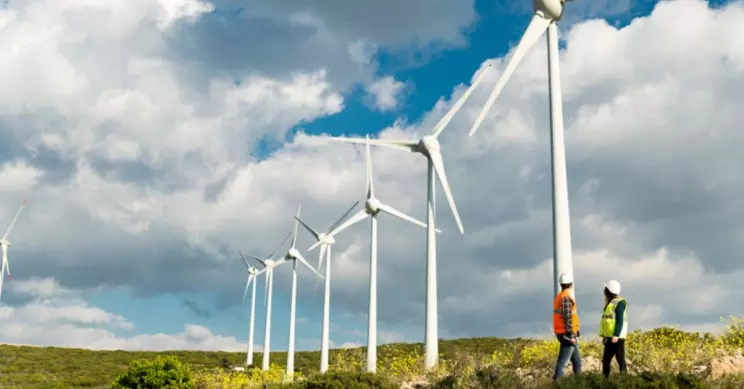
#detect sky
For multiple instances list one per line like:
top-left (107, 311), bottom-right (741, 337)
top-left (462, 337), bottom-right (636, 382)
top-left (0, 0), bottom-right (744, 354)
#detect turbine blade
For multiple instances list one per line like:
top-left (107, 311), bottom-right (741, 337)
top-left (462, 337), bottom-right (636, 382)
top-left (312, 244), bottom-right (327, 301)
top-left (264, 269), bottom-right (270, 306)
top-left (251, 256), bottom-right (268, 268)
top-left (269, 231), bottom-right (293, 259)
top-left (3, 198), bottom-right (27, 240)
top-left (307, 241), bottom-right (321, 252)
top-left (4, 258), bottom-right (10, 279)
top-left (255, 268), bottom-right (266, 276)
top-left (317, 244), bottom-right (328, 276)
top-left (239, 251), bottom-right (250, 268)
top-left (327, 209), bottom-right (369, 237)
top-left (365, 134), bottom-right (374, 197)
top-left (429, 152), bottom-right (464, 234)
top-left (295, 252), bottom-right (323, 278)
top-left (469, 14), bottom-right (552, 136)
top-left (242, 274), bottom-right (253, 306)
top-left (295, 216), bottom-right (321, 240)
top-left (327, 201), bottom-right (360, 234)
top-left (329, 137), bottom-right (417, 152)
top-left (431, 64), bottom-right (492, 138)
top-left (377, 203), bottom-right (441, 233)
top-left (291, 205), bottom-right (301, 248)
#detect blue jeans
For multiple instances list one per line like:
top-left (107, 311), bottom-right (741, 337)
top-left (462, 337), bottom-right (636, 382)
top-left (553, 334), bottom-right (582, 380)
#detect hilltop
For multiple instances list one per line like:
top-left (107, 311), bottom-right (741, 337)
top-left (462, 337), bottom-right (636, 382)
top-left (3, 320), bottom-right (744, 388)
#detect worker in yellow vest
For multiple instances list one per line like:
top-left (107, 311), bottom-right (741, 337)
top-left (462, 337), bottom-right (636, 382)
top-left (599, 279), bottom-right (627, 377)
top-left (552, 273), bottom-right (581, 381)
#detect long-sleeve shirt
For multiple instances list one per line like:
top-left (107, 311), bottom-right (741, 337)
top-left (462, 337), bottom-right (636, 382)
top-left (613, 300), bottom-right (626, 337)
top-left (560, 296), bottom-right (574, 337)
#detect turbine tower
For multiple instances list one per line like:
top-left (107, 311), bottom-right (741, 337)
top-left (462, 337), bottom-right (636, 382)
top-left (328, 65), bottom-right (491, 370)
top-left (467, 0), bottom-right (576, 297)
top-left (311, 136), bottom-right (436, 372)
top-left (294, 201), bottom-right (363, 373)
top-left (249, 230), bottom-right (293, 371)
top-left (238, 251), bottom-right (266, 366)
top-left (0, 198), bottom-right (27, 302)
top-left (274, 206), bottom-right (322, 379)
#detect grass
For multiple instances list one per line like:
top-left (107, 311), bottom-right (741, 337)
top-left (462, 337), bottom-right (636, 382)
top-left (2, 316), bottom-right (744, 388)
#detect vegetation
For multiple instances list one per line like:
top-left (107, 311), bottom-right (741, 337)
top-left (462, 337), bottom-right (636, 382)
top-left (2, 316), bottom-right (744, 388)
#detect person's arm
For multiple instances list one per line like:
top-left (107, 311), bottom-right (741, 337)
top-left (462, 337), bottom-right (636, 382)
top-left (561, 296), bottom-right (574, 337)
top-left (613, 300), bottom-right (626, 338)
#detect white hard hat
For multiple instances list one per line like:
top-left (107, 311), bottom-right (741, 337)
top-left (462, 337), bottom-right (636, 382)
top-left (558, 273), bottom-right (573, 284)
top-left (604, 279), bottom-right (621, 294)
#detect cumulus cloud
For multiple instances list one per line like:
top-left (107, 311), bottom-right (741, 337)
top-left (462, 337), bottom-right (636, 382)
top-left (1, 0), bottom-right (743, 352)
top-left (365, 76), bottom-right (407, 111)
top-left (0, 278), bottom-right (247, 351)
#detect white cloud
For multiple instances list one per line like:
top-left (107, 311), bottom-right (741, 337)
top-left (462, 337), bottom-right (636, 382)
top-left (0, 278), bottom-right (250, 351)
top-left (365, 76), bottom-right (406, 111)
top-left (1, 0), bottom-right (744, 350)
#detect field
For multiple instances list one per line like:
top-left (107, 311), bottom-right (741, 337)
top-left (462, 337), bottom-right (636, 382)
top-left (4, 317), bottom-right (744, 388)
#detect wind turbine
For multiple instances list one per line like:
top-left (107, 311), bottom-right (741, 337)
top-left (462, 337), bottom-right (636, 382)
top-left (238, 251), bottom-right (266, 366)
top-left (293, 201), bottom-right (361, 373)
top-left (274, 205), bottom-right (322, 379)
top-left (467, 0), bottom-right (576, 297)
top-left (249, 230), bottom-right (293, 371)
top-left (0, 198), bottom-right (27, 302)
top-left (328, 65), bottom-right (492, 370)
top-left (306, 136), bottom-right (436, 372)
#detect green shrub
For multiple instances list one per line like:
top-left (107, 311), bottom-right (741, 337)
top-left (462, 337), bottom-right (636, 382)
top-left (111, 355), bottom-right (193, 389)
top-left (295, 371), bottom-right (398, 389)
top-left (554, 372), bottom-right (709, 389)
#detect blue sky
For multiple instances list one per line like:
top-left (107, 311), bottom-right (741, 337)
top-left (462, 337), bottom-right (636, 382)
top-left (73, 0), bottom-right (671, 351)
top-left (3, 0), bottom-right (744, 356)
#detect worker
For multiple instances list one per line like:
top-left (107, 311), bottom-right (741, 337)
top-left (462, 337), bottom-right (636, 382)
top-left (552, 272), bottom-right (581, 381)
top-left (599, 279), bottom-right (627, 377)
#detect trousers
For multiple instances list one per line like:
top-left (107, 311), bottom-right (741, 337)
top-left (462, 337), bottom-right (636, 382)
top-left (602, 337), bottom-right (627, 377)
top-left (553, 334), bottom-right (582, 380)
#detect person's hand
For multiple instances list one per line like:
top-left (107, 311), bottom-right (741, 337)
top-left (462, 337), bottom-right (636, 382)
top-left (611, 336), bottom-right (619, 343)
top-left (569, 337), bottom-right (576, 344)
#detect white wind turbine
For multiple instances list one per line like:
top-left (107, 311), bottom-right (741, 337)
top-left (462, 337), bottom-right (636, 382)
top-left (467, 0), bottom-right (576, 297)
top-left (0, 198), bottom-right (27, 302)
top-left (238, 251), bottom-right (266, 366)
top-left (305, 136), bottom-right (436, 373)
top-left (293, 201), bottom-right (362, 373)
top-left (328, 65), bottom-right (492, 370)
top-left (249, 228), bottom-right (294, 371)
top-left (273, 205), bottom-right (323, 379)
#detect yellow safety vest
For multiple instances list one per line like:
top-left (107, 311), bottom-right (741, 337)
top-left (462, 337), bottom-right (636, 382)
top-left (599, 296), bottom-right (627, 338)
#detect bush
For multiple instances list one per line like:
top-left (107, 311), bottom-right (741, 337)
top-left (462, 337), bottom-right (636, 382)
top-left (295, 371), bottom-right (398, 389)
top-left (428, 364), bottom-right (524, 389)
top-left (553, 372), bottom-right (709, 389)
top-left (112, 355), bottom-right (193, 389)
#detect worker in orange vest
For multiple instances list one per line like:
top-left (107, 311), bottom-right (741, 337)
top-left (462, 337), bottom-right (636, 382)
top-left (552, 272), bottom-right (582, 381)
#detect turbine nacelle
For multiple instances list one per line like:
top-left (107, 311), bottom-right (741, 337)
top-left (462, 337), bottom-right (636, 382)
top-left (0, 239), bottom-right (10, 248)
top-left (287, 247), bottom-right (303, 260)
top-left (264, 259), bottom-right (278, 268)
top-left (316, 233), bottom-right (335, 246)
top-left (419, 135), bottom-right (440, 155)
top-left (533, 0), bottom-right (565, 20)
top-left (365, 197), bottom-right (382, 215)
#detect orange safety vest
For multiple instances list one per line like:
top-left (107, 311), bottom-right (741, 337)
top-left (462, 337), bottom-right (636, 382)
top-left (553, 289), bottom-right (580, 334)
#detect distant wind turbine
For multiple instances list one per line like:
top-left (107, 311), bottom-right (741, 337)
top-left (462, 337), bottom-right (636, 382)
top-left (467, 0), bottom-right (577, 297)
top-left (238, 251), bottom-right (266, 366)
top-left (0, 198), bottom-right (27, 302)
top-left (274, 205), bottom-right (322, 379)
top-left (294, 201), bottom-right (361, 373)
top-left (315, 136), bottom-right (437, 372)
top-left (249, 230), bottom-right (293, 371)
top-left (327, 65), bottom-right (491, 370)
